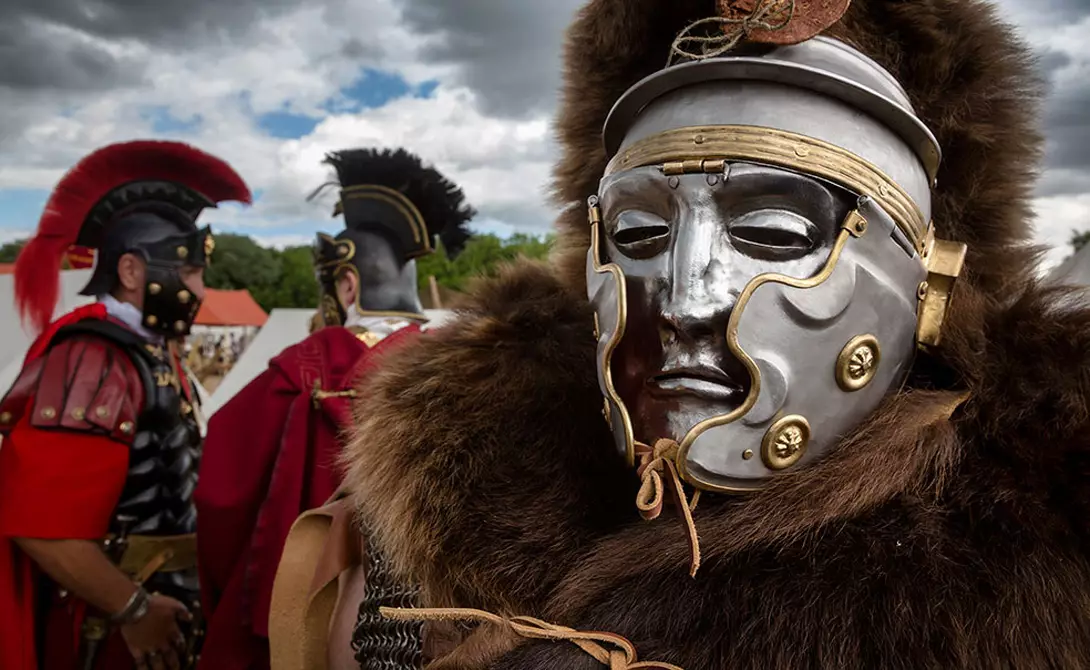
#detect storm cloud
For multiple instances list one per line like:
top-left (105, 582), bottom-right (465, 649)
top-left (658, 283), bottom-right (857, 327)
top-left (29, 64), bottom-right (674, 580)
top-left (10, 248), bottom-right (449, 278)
top-left (398, 0), bottom-right (583, 118)
top-left (0, 0), bottom-right (1085, 253)
top-left (0, 0), bottom-right (313, 90)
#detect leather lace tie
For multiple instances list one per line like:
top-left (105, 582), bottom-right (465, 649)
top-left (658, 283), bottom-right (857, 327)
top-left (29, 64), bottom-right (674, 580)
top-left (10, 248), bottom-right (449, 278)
top-left (634, 439), bottom-right (702, 577)
top-left (380, 607), bottom-right (684, 670)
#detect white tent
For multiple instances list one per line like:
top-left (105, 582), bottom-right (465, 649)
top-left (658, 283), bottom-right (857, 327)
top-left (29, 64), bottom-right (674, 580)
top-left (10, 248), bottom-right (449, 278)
top-left (0, 270), bottom-right (95, 395)
top-left (204, 308), bottom-right (315, 416)
top-left (0, 270), bottom-right (95, 450)
top-left (205, 308), bottom-right (454, 417)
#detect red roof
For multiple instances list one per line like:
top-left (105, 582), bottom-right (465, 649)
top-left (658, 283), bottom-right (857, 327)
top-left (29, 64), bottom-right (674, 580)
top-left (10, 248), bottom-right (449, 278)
top-left (195, 288), bottom-right (268, 327)
top-left (0, 264), bottom-right (13, 275)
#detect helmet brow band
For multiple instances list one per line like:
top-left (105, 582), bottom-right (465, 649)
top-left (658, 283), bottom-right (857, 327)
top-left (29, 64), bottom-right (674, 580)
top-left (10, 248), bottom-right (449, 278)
top-left (605, 124), bottom-right (927, 254)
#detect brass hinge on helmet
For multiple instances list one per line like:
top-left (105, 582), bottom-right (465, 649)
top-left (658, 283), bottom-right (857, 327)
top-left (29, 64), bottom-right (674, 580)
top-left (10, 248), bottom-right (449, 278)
top-left (587, 195), bottom-right (602, 226)
top-left (916, 223), bottom-right (968, 349)
top-left (661, 159), bottom-right (727, 176)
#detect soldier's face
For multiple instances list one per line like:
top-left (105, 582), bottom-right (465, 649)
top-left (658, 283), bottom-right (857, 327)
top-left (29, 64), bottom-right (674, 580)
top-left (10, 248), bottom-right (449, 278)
top-left (597, 162), bottom-right (853, 444)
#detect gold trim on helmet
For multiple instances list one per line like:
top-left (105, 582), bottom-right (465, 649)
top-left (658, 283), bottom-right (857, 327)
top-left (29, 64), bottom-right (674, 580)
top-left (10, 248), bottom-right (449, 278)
top-left (587, 197), bottom-right (636, 467)
top-left (589, 194), bottom-right (871, 491)
top-left (335, 184), bottom-right (433, 257)
top-left (606, 125), bottom-right (927, 254)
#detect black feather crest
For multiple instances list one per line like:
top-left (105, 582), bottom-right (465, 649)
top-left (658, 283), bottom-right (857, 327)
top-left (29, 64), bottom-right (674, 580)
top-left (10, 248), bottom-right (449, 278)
top-left (323, 147), bottom-right (475, 256)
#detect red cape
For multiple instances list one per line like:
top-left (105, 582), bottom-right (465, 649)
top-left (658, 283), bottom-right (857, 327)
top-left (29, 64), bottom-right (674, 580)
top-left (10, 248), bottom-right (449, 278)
top-left (195, 324), bottom-right (422, 670)
top-left (0, 304), bottom-right (136, 670)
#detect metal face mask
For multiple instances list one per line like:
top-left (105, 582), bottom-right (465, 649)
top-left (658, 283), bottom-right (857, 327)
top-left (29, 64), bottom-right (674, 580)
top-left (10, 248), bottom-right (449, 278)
top-left (139, 225), bottom-right (213, 338)
top-left (588, 37), bottom-right (967, 492)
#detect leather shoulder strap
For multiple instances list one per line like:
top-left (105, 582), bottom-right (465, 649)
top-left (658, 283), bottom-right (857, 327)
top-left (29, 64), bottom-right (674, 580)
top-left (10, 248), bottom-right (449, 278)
top-left (270, 495), bottom-right (362, 670)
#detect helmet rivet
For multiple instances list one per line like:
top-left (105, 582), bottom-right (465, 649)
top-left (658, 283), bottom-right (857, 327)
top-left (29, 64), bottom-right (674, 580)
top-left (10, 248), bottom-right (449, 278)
top-left (668, 176), bottom-right (680, 189)
top-left (146, 315), bottom-right (158, 327)
top-left (177, 246), bottom-right (189, 259)
top-left (836, 334), bottom-right (881, 392)
top-left (742, 449), bottom-right (754, 461)
top-left (177, 290), bottom-right (191, 304)
top-left (174, 321), bottom-right (187, 333)
top-left (148, 283), bottom-right (162, 295)
top-left (761, 415), bottom-right (810, 471)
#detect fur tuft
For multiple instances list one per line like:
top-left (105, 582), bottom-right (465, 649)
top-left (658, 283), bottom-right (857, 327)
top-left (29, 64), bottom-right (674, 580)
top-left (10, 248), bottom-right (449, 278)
top-left (338, 2), bottom-right (1090, 667)
top-left (549, 0), bottom-right (1044, 300)
top-left (345, 267), bottom-right (1090, 669)
top-left (342, 262), bottom-right (638, 614)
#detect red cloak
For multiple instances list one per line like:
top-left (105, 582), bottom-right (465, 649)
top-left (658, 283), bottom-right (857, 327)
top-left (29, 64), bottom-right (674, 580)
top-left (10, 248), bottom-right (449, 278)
top-left (0, 305), bottom-right (143, 670)
top-left (195, 324), bottom-right (421, 670)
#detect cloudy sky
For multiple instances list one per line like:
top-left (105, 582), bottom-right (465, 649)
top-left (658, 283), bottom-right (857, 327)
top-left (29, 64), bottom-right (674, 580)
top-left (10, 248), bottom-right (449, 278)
top-left (0, 0), bottom-right (1086, 269)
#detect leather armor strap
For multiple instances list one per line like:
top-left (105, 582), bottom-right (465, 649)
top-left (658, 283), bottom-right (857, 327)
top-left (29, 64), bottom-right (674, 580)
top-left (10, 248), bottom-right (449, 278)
top-left (270, 497), bottom-right (360, 670)
top-left (109, 533), bottom-right (198, 576)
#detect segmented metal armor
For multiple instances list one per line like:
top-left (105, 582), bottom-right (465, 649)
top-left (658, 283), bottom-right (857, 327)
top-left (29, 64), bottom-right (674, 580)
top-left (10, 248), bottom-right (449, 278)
top-left (58, 319), bottom-right (203, 603)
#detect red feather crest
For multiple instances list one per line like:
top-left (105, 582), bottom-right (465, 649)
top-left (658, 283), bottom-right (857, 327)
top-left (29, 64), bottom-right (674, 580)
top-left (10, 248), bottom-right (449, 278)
top-left (15, 140), bottom-right (253, 334)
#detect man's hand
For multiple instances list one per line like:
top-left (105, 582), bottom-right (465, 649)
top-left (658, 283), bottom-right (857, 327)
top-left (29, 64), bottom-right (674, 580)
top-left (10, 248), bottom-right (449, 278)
top-left (119, 594), bottom-right (191, 670)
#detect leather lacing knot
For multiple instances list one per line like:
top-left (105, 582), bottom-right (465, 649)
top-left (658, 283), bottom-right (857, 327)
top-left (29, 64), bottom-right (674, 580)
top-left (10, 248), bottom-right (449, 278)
top-left (635, 439), bottom-right (702, 577)
top-left (380, 607), bottom-right (684, 670)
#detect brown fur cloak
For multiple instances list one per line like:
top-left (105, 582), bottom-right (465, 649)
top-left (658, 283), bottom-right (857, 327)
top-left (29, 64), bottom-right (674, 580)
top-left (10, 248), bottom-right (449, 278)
top-left (342, 0), bottom-right (1090, 667)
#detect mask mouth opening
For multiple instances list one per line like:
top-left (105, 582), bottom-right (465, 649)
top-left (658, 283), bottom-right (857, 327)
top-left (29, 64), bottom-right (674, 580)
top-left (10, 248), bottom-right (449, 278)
top-left (645, 356), bottom-right (752, 406)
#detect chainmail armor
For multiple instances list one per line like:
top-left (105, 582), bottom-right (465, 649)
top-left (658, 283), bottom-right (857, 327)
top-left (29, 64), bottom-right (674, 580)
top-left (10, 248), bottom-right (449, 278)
top-left (351, 528), bottom-right (424, 669)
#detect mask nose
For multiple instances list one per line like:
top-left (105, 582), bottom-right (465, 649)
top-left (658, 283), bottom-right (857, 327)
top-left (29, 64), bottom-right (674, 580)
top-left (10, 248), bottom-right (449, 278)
top-left (659, 288), bottom-right (735, 347)
top-left (659, 207), bottom-right (737, 347)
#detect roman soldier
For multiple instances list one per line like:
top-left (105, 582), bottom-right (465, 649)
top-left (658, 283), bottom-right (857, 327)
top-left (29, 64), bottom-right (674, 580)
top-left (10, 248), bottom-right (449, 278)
top-left (194, 148), bottom-right (473, 670)
top-left (272, 0), bottom-right (1090, 668)
top-left (0, 141), bottom-right (252, 670)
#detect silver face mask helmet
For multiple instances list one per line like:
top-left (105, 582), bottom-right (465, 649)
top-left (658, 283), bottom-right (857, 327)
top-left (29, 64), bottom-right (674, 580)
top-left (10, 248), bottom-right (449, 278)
top-left (587, 36), bottom-right (967, 492)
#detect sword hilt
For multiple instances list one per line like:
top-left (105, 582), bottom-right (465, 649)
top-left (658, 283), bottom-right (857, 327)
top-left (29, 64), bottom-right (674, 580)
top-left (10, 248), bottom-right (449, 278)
top-left (104, 514), bottom-right (138, 563)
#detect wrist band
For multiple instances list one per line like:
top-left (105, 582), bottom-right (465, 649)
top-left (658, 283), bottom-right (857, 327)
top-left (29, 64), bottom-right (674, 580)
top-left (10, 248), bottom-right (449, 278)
top-left (110, 586), bottom-right (150, 624)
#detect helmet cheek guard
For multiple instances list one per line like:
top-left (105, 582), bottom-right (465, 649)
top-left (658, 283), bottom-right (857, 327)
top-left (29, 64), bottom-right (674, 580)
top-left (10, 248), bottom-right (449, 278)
top-left (137, 226), bottom-right (213, 337)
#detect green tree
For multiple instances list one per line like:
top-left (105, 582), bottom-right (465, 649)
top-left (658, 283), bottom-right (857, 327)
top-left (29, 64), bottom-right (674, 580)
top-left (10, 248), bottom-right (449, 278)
top-left (0, 239), bottom-right (26, 263)
top-left (417, 233), bottom-right (554, 292)
top-left (1071, 229), bottom-right (1090, 255)
top-left (1, 230), bottom-right (555, 311)
top-left (205, 233), bottom-right (280, 289)
top-left (261, 245), bottom-right (320, 310)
